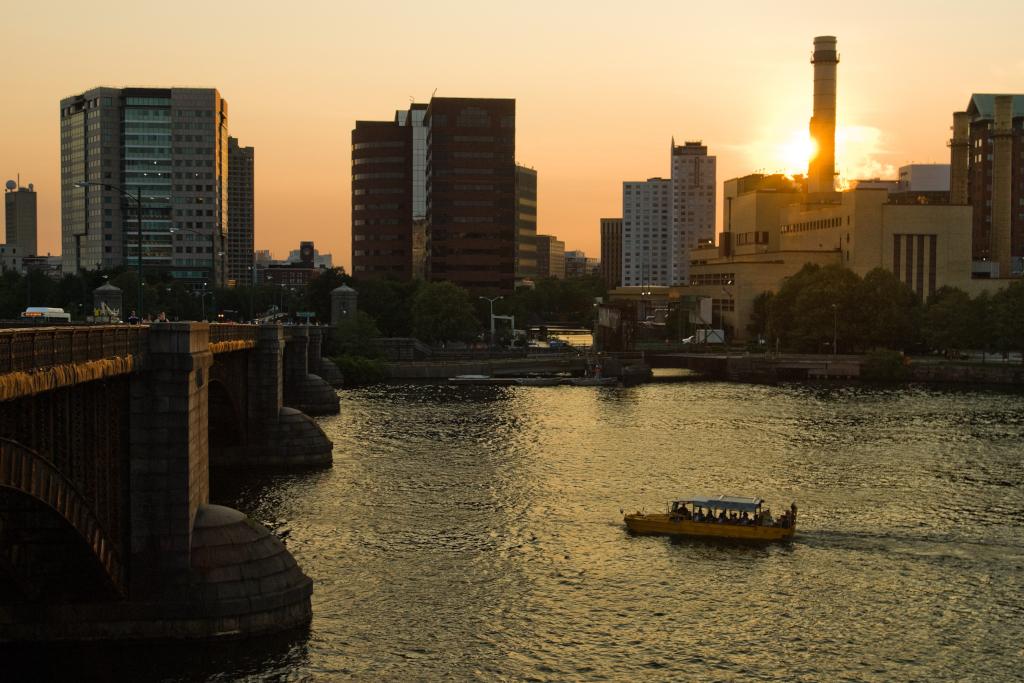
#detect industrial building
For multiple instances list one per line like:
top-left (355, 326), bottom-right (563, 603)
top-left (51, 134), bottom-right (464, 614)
top-left (949, 94), bottom-right (1024, 278)
top-left (613, 36), bottom-right (1008, 342)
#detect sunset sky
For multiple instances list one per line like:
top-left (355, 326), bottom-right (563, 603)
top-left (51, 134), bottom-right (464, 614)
top-left (2, 1), bottom-right (1022, 271)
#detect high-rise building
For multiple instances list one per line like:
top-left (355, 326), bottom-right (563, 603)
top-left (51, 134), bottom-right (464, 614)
top-left (4, 180), bottom-right (37, 260)
top-left (535, 234), bottom-right (565, 279)
top-left (515, 165), bottom-right (538, 282)
top-left (227, 137), bottom-right (254, 286)
top-left (949, 94), bottom-right (1024, 277)
top-left (622, 178), bottom-right (671, 287)
top-left (600, 217), bottom-right (622, 288)
top-left (621, 142), bottom-right (715, 288)
top-left (425, 97), bottom-right (517, 291)
top-left (353, 97), bottom-right (519, 290)
top-left (60, 87), bottom-right (229, 285)
top-left (351, 103), bottom-right (425, 280)
top-left (671, 141), bottom-right (716, 285)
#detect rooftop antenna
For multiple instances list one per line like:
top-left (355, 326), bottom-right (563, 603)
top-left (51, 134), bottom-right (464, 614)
top-left (431, 88), bottom-right (438, 99)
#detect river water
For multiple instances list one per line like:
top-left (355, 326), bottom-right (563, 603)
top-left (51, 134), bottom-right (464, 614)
top-left (15, 379), bottom-right (1024, 680)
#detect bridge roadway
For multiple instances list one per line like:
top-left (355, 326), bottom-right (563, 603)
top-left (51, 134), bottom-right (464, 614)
top-left (0, 322), bottom-right (344, 641)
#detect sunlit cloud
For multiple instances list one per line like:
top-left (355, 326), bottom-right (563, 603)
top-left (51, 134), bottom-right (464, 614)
top-left (835, 125), bottom-right (896, 185)
top-left (731, 124), bottom-right (895, 186)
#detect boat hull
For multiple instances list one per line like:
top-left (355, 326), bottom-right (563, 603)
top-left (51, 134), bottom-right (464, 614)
top-left (624, 513), bottom-right (794, 542)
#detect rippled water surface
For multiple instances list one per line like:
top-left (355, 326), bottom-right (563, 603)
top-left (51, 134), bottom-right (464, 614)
top-left (20, 381), bottom-right (1024, 680)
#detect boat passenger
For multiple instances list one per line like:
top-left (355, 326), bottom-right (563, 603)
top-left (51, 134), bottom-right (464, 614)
top-left (693, 508), bottom-right (703, 522)
top-left (761, 510), bottom-right (774, 526)
top-left (717, 510), bottom-right (727, 523)
top-left (740, 512), bottom-right (750, 525)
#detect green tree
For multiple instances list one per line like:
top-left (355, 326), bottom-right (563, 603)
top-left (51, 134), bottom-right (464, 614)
top-left (991, 280), bottom-right (1024, 361)
top-left (353, 277), bottom-right (422, 337)
top-left (778, 264), bottom-right (860, 352)
top-left (747, 291), bottom-right (774, 341)
top-left (922, 287), bottom-right (975, 355)
top-left (299, 267), bottom-right (351, 324)
top-left (411, 281), bottom-right (480, 344)
top-left (854, 268), bottom-right (921, 351)
top-left (330, 310), bottom-right (382, 358)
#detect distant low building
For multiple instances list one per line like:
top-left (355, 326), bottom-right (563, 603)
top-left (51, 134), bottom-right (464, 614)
top-left (535, 234), bottom-right (565, 279)
top-left (0, 244), bottom-right (22, 273)
top-left (288, 247), bottom-right (333, 269)
top-left (263, 241), bottom-right (322, 286)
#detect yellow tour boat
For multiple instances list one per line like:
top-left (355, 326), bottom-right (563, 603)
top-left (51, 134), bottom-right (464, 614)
top-left (624, 495), bottom-right (797, 542)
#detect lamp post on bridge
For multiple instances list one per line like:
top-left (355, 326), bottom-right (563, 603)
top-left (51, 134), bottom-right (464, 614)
top-left (75, 181), bottom-right (143, 317)
top-left (831, 303), bottom-right (838, 359)
top-left (199, 282), bottom-right (215, 322)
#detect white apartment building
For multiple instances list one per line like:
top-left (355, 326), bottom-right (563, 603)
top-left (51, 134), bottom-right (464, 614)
top-left (622, 178), bottom-right (672, 287)
top-left (622, 141), bottom-right (716, 287)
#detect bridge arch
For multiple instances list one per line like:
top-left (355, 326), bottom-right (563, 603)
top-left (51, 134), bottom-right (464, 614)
top-left (0, 438), bottom-right (124, 600)
top-left (208, 378), bottom-right (244, 452)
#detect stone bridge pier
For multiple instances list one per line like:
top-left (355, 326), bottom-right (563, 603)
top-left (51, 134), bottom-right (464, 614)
top-left (283, 326), bottom-right (340, 416)
top-left (211, 324), bottom-right (335, 468)
top-left (0, 322), bottom-right (340, 641)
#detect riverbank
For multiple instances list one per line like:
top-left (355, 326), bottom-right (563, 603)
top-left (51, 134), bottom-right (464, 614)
top-left (644, 351), bottom-right (1024, 387)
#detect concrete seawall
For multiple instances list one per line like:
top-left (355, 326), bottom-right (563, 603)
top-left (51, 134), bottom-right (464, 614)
top-left (385, 356), bottom-right (586, 380)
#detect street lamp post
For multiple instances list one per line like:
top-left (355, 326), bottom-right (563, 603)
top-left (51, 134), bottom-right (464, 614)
top-left (479, 296), bottom-right (503, 348)
top-left (831, 303), bottom-right (838, 359)
top-left (76, 181), bottom-right (143, 317)
top-left (199, 283), bottom-right (215, 322)
top-left (721, 282), bottom-right (734, 356)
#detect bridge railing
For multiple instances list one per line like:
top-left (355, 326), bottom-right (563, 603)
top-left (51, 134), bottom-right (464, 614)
top-left (0, 325), bottom-right (148, 374)
top-left (208, 323), bottom-right (258, 346)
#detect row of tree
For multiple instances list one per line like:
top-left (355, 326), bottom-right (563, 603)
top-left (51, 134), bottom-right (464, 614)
top-left (0, 267), bottom-right (351, 324)
top-left (353, 274), bottom-right (606, 343)
top-left (745, 264), bottom-right (1024, 356)
top-left (1, 266), bottom-right (606, 346)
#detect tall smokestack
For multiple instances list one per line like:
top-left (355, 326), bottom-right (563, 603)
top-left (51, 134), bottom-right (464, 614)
top-left (949, 111), bottom-right (971, 205)
top-left (808, 36), bottom-right (839, 196)
top-left (991, 95), bottom-right (1014, 278)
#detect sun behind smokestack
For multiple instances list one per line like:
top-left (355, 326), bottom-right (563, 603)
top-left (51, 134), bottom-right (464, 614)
top-left (808, 35), bottom-right (839, 196)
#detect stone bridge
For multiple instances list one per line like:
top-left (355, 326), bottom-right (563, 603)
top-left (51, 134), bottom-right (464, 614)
top-left (0, 323), bottom-right (344, 641)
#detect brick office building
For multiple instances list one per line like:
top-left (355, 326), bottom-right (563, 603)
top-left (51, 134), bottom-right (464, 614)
top-left (352, 97), bottom-right (518, 291)
top-left (351, 103), bottom-right (425, 280)
top-left (424, 97), bottom-right (517, 291)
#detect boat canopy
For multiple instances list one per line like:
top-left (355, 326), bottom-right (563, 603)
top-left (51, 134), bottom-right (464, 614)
top-left (675, 495), bottom-right (764, 512)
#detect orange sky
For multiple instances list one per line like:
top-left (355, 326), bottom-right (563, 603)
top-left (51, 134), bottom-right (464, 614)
top-left (2, 1), bottom-right (1022, 271)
